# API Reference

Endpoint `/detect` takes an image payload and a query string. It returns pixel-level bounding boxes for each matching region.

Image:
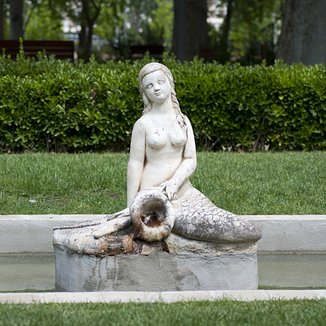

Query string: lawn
[1,151,325,215]
[1,299,326,326]
[1,151,325,324]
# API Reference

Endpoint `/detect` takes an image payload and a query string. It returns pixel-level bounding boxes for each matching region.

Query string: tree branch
[23,0,38,37]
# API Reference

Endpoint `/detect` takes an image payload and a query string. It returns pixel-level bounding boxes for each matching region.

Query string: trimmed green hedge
[1,52,326,152]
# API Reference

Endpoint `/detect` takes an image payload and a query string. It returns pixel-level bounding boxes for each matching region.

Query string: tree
[276,0,326,65]
[94,0,173,60]
[9,0,23,39]
[93,4,124,58]
[117,0,158,46]
[172,0,209,61]
[78,0,106,61]
[210,0,283,65]
[61,0,103,61]
[144,0,174,49]
[60,0,124,61]
[0,0,4,40]
[231,0,283,64]
[0,1,10,40]
[215,0,233,63]
[24,0,64,40]
[5,0,42,40]
[119,0,172,47]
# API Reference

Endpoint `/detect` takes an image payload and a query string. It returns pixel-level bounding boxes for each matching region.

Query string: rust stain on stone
[95,235,133,256]
[141,212,162,227]
[92,232,169,256]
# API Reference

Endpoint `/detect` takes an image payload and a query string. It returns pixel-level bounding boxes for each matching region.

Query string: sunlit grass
[0,153,127,214]
[193,151,326,215]
[1,152,325,215]
[0,299,326,326]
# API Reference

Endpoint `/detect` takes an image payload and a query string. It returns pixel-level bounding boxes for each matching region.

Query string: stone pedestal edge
[54,244,259,292]
[1,290,326,303]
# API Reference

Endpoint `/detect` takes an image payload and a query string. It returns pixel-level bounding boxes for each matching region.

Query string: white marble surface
[1,215,326,253]
[1,290,326,303]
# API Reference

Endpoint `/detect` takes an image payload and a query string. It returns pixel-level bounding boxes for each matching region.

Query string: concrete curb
[247,215,326,252]
[1,215,326,253]
[1,215,326,292]
[1,290,326,303]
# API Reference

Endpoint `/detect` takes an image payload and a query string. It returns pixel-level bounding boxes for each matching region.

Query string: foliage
[0,152,325,215]
[102,0,173,60]
[23,0,65,40]
[1,299,326,326]
[50,0,125,61]
[93,4,124,47]
[1,1,10,40]
[211,0,284,65]
[0,53,326,152]
[144,0,173,49]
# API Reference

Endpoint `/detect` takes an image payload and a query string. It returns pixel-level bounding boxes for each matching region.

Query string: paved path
[1,290,326,303]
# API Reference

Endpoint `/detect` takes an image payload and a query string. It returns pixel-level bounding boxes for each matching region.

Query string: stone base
[54,244,258,292]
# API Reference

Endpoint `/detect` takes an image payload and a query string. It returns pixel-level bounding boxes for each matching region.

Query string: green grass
[1,152,325,320]
[0,299,326,326]
[193,151,326,215]
[0,153,127,215]
[0,151,325,215]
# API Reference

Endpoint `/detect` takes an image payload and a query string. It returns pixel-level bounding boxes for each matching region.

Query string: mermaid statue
[54,63,261,256]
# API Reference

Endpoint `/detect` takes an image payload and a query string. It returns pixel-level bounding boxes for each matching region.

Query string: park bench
[0,40,75,61]
[130,45,164,59]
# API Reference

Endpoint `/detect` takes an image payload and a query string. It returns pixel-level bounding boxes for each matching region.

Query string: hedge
[1,51,326,152]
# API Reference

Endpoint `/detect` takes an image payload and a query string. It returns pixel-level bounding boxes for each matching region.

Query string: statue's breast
[170,127,187,147]
[146,127,186,150]
[146,128,168,149]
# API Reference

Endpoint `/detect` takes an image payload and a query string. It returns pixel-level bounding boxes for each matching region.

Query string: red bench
[0,40,74,60]
[130,45,164,59]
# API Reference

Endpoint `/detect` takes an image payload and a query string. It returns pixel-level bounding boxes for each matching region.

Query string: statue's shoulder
[183,114,194,129]
[183,114,191,124]
[132,115,147,132]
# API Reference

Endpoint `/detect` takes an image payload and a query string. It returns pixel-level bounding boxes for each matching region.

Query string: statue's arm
[163,116,197,200]
[127,119,146,207]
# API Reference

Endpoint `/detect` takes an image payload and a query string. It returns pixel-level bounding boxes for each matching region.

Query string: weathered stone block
[54,244,258,292]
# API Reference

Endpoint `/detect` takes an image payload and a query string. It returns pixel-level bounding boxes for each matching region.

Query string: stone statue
[54,63,261,257]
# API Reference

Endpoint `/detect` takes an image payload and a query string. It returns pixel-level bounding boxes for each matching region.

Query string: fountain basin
[1,215,325,291]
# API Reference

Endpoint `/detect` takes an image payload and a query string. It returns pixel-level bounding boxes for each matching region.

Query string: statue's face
[142,70,171,104]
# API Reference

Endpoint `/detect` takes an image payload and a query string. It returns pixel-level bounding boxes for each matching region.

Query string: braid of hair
[162,67,187,129]
[171,87,186,129]
[141,91,151,115]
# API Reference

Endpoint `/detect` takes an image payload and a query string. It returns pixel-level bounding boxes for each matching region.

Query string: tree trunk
[22,1,38,38]
[199,0,209,50]
[85,23,94,60]
[78,0,101,62]
[172,0,208,61]
[9,0,23,40]
[78,0,89,61]
[78,21,87,60]
[0,0,4,40]
[276,0,326,65]
[218,0,233,63]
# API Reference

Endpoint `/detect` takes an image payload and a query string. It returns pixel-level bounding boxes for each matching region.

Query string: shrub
[0,52,325,152]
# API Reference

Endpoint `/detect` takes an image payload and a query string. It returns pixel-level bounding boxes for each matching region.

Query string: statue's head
[138,63,176,114]
[138,63,184,125]
[138,63,175,96]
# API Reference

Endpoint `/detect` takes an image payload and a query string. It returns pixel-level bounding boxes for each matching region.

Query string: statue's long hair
[138,63,186,128]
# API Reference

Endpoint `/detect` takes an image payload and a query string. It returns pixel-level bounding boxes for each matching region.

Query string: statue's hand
[92,208,131,239]
[160,180,179,201]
